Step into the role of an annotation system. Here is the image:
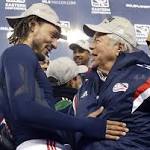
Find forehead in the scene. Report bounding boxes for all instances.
[93,32,107,39]
[73,48,89,53]
[41,22,61,36]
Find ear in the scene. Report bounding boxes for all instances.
[66,80,73,87]
[118,42,125,52]
[116,43,125,56]
[28,21,37,32]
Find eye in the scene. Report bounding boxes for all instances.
[94,38,101,44]
[50,32,60,39]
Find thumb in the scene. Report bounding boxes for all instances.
[88,106,104,118]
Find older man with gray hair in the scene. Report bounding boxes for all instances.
[74,16,150,150]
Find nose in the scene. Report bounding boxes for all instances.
[51,38,58,49]
[74,51,80,57]
[89,42,95,51]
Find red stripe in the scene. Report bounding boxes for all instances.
[51,140,54,150]
[47,140,57,150]
[133,79,150,99]
[47,140,50,150]
[73,96,78,111]
[53,141,56,150]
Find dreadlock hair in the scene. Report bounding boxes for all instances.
[8,15,61,44]
[9,15,37,44]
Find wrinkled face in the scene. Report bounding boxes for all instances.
[90,33,119,69]
[31,22,60,55]
[73,48,90,66]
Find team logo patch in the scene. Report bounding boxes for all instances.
[80,91,88,98]
[113,83,129,92]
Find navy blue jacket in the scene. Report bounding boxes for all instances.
[0,44,106,146]
[75,50,150,150]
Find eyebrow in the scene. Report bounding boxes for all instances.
[51,31,61,39]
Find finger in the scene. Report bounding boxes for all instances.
[105,134,120,140]
[88,106,104,118]
[107,120,127,127]
[106,125,129,132]
[106,129,127,136]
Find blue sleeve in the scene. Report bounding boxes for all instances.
[2,46,106,140]
[75,71,103,117]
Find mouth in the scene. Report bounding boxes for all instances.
[92,53,98,57]
[90,53,98,64]
[74,58,83,64]
[44,46,52,56]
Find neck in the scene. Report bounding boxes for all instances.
[97,59,116,75]
[21,34,34,49]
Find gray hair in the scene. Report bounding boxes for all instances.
[107,33,135,53]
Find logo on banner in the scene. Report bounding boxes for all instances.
[0,27,12,31]
[0,26,13,39]
[126,3,150,9]
[91,0,111,14]
[134,24,150,45]
[59,21,70,40]
[91,0,109,7]
[42,0,76,5]
[5,0,26,10]
[60,21,71,29]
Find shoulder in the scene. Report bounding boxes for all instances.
[2,44,37,64]
[3,44,32,56]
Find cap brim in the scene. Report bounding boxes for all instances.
[83,24,97,37]
[69,43,91,53]
[60,34,67,40]
[77,65,88,74]
[83,24,112,37]
[69,43,80,50]
[6,16,24,28]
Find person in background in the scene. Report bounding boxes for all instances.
[146,31,150,49]
[46,57,88,148]
[74,15,150,150]
[0,3,128,150]
[69,40,91,82]
[69,40,91,67]
[46,57,88,113]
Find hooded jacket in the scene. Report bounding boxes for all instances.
[75,50,150,150]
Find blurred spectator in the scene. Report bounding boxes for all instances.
[69,40,91,66]
[46,57,88,112]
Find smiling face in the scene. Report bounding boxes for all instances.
[73,48,90,66]
[90,33,119,72]
[28,21,60,55]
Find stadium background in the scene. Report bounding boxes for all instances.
[0,0,150,59]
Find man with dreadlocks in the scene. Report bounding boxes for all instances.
[0,3,129,150]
